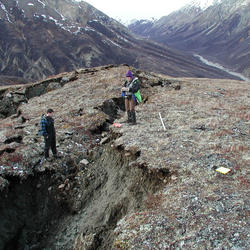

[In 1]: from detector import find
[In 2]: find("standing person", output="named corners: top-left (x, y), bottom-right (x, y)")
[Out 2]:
top-left (40, 108), bottom-right (57, 161)
top-left (121, 70), bottom-right (140, 125)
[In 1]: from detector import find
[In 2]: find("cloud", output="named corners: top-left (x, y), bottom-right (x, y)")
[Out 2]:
top-left (76, 0), bottom-right (215, 22)
top-left (80, 0), bottom-right (190, 21)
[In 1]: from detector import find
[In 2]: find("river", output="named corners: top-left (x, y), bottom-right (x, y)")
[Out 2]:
top-left (194, 54), bottom-right (249, 81)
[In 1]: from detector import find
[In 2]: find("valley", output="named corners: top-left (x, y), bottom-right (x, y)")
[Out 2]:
top-left (129, 0), bottom-right (250, 79)
top-left (194, 54), bottom-right (249, 81)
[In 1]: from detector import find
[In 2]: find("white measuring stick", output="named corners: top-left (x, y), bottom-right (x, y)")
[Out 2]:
top-left (159, 112), bottom-right (166, 131)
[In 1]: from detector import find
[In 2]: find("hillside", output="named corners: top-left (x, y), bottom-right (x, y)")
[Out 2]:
top-left (0, 0), bottom-right (242, 82)
top-left (0, 65), bottom-right (249, 249)
top-left (129, 0), bottom-right (250, 78)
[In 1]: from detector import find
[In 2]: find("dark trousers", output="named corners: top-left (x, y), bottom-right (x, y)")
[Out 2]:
top-left (44, 135), bottom-right (57, 158)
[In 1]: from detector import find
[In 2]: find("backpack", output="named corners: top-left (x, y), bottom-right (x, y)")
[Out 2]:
top-left (134, 90), bottom-right (142, 103)
top-left (132, 78), bottom-right (142, 103)
top-left (38, 114), bottom-right (46, 136)
top-left (131, 77), bottom-right (140, 93)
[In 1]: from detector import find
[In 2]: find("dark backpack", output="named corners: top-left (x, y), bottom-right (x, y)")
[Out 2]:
top-left (38, 114), bottom-right (46, 136)
top-left (130, 77), bottom-right (140, 93)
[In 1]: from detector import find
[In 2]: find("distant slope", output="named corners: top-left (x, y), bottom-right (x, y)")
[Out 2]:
top-left (0, 0), bottom-right (241, 83)
top-left (129, 0), bottom-right (250, 78)
top-left (0, 75), bottom-right (29, 86)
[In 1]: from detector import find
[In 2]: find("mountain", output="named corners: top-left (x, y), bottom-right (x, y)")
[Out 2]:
top-left (129, 0), bottom-right (250, 78)
top-left (0, 0), bottom-right (242, 82)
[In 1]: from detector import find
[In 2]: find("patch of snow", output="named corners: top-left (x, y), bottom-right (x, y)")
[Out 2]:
top-left (73, 26), bottom-right (82, 35)
top-left (241, 0), bottom-right (250, 6)
top-left (47, 16), bottom-right (66, 28)
top-left (103, 38), bottom-right (122, 49)
top-left (49, 16), bottom-right (58, 23)
top-left (194, 54), bottom-right (249, 81)
top-left (54, 9), bottom-right (66, 21)
top-left (138, 19), bottom-right (152, 25)
top-left (117, 35), bottom-right (129, 43)
top-left (37, 0), bottom-right (46, 8)
top-left (0, 3), bottom-right (7, 11)
top-left (182, 0), bottom-right (222, 11)
top-left (187, 0), bottom-right (214, 10)
top-left (121, 17), bottom-right (157, 27)
top-left (39, 13), bottom-right (81, 33)
top-left (61, 25), bottom-right (75, 33)
top-left (84, 25), bottom-right (106, 38)
top-left (84, 26), bottom-right (96, 32)
top-left (205, 23), bottom-right (219, 35)
top-left (89, 19), bottom-right (99, 23)
top-left (0, 3), bottom-right (12, 23)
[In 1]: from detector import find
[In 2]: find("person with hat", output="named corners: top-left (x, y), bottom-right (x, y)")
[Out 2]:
top-left (121, 70), bottom-right (140, 125)
top-left (40, 108), bottom-right (58, 161)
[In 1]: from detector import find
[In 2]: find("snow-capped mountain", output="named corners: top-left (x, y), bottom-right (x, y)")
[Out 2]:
top-left (0, 0), bottom-right (242, 81)
top-left (129, 0), bottom-right (250, 78)
top-left (0, 0), bottom-right (113, 34)
top-left (185, 0), bottom-right (218, 10)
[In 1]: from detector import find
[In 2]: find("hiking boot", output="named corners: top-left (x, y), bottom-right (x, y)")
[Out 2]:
top-left (127, 111), bottom-right (132, 123)
top-left (130, 111), bottom-right (136, 125)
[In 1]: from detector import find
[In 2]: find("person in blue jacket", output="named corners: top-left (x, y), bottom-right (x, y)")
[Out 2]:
top-left (40, 108), bottom-right (57, 160)
top-left (121, 70), bottom-right (140, 125)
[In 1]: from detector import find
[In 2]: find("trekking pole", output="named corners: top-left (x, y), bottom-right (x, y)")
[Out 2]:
top-left (159, 112), bottom-right (166, 131)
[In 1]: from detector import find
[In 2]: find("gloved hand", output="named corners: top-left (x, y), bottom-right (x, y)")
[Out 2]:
top-left (121, 87), bottom-right (129, 92)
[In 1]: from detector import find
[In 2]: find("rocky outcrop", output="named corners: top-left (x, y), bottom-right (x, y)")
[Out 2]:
top-left (0, 71), bottom-right (77, 118)
top-left (129, 0), bottom-right (250, 78)
top-left (0, 65), bottom-right (249, 249)
top-left (0, 0), bottom-right (243, 83)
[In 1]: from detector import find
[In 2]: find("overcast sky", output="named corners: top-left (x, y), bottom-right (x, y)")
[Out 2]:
top-left (79, 0), bottom-right (214, 22)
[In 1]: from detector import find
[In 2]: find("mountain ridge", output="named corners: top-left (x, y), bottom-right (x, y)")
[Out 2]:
top-left (129, 0), bottom-right (250, 78)
top-left (0, 0), bottom-right (242, 82)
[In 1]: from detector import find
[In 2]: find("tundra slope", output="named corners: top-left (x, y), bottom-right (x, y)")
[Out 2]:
top-left (0, 65), bottom-right (249, 249)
